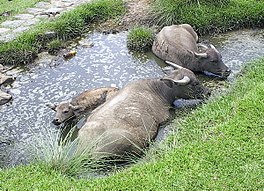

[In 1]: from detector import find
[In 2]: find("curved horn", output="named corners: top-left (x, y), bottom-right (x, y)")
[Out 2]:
top-left (165, 61), bottom-right (183, 69)
top-left (208, 44), bottom-right (219, 53)
top-left (194, 52), bottom-right (208, 58)
top-left (163, 76), bottom-right (190, 85)
top-left (197, 43), bottom-right (208, 50)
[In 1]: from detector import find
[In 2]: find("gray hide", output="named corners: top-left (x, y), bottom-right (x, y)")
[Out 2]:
top-left (152, 24), bottom-right (231, 78)
top-left (77, 66), bottom-right (210, 159)
top-left (47, 87), bottom-right (119, 125)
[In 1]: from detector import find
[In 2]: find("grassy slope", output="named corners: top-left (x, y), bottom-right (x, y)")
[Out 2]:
top-left (0, 0), bottom-right (47, 23)
top-left (151, 0), bottom-right (264, 34)
top-left (1, 58), bottom-right (263, 190)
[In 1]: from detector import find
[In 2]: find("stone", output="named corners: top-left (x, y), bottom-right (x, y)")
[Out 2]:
top-left (0, 33), bottom-right (17, 42)
top-left (5, 68), bottom-right (23, 76)
top-left (79, 39), bottom-right (94, 48)
top-left (35, 2), bottom-right (51, 9)
top-left (0, 73), bottom-right (15, 85)
top-left (1, 20), bottom-right (25, 28)
top-left (44, 8), bottom-right (64, 15)
top-left (13, 26), bottom-right (30, 33)
top-left (0, 28), bottom-right (10, 34)
top-left (0, 64), bottom-right (4, 72)
top-left (64, 3), bottom-right (74, 7)
top-left (35, 14), bottom-right (49, 19)
top-left (0, 90), bottom-right (12, 106)
top-left (13, 14), bottom-right (34, 20)
top-left (23, 18), bottom-right (39, 26)
top-left (26, 8), bottom-right (45, 15)
top-left (44, 31), bottom-right (57, 39)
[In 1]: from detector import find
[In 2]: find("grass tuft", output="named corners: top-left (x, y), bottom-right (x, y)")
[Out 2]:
top-left (127, 26), bottom-right (154, 52)
top-left (25, 126), bottom-right (105, 178)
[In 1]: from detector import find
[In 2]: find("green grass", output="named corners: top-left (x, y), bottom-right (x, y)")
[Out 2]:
top-left (1, 58), bottom-right (264, 190)
top-left (0, 0), bottom-right (47, 23)
top-left (127, 26), bottom-right (154, 52)
top-left (0, 0), bottom-right (125, 65)
top-left (151, 0), bottom-right (264, 34)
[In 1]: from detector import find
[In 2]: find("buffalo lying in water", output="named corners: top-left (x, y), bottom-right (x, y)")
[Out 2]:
top-left (76, 63), bottom-right (210, 159)
top-left (152, 24), bottom-right (231, 78)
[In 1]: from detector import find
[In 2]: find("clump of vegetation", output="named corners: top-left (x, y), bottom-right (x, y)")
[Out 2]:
top-left (127, 26), bottom-right (154, 52)
top-left (25, 127), bottom-right (101, 177)
top-left (151, 0), bottom-right (264, 34)
top-left (0, 0), bottom-right (125, 66)
top-left (46, 39), bottom-right (65, 55)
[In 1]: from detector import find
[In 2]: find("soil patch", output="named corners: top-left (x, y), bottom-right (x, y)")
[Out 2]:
top-left (96, 0), bottom-right (153, 33)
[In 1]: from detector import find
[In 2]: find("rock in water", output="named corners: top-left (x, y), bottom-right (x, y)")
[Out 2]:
top-left (0, 90), bottom-right (12, 105)
top-left (0, 73), bottom-right (15, 85)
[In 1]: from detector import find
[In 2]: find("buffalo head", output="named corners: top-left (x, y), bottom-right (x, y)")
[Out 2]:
top-left (47, 102), bottom-right (76, 125)
top-left (195, 44), bottom-right (231, 78)
top-left (164, 61), bottom-right (210, 100)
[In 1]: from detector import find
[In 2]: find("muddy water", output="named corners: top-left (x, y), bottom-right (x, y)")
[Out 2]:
top-left (1, 29), bottom-right (264, 166)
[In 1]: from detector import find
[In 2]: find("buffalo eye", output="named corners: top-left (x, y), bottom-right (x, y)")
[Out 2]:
top-left (63, 110), bottom-right (69, 114)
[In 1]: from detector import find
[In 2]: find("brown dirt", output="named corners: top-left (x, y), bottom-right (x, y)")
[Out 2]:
top-left (96, 0), bottom-right (153, 33)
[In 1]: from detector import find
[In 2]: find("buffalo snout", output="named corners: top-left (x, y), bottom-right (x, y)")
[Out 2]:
top-left (52, 118), bottom-right (62, 125)
top-left (222, 68), bottom-right (231, 79)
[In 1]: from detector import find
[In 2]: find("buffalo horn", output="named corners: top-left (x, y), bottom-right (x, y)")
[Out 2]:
top-left (209, 44), bottom-right (219, 53)
top-left (197, 43), bottom-right (208, 50)
top-left (165, 61), bottom-right (183, 69)
top-left (194, 52), bottom-right (208, 58)
top-left (163, 76), bottom-right (190, 85)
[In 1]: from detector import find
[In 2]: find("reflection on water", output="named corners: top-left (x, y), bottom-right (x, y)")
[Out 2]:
top-left (0, 29), bottom-right (264, 166)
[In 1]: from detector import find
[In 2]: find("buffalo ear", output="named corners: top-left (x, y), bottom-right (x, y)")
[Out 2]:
top-left (46, 103), bottom-right (57, 111)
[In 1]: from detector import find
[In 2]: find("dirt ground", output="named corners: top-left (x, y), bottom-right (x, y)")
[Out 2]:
top-left (97, 0), bottom-right (153, 33)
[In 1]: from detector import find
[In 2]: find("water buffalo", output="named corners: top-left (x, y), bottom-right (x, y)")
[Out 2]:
top-left (76, 63), bottom-right (210, 159)
top-left (152, 24), bottom-right (231, 78)
top-left (47, 87), bottom-right (119, 125)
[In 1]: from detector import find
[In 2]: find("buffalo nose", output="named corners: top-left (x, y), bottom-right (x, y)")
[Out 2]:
top-left (225, 69), bottom-right (231, 76)
top-left (52, 118), bottom-right (61, 125)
